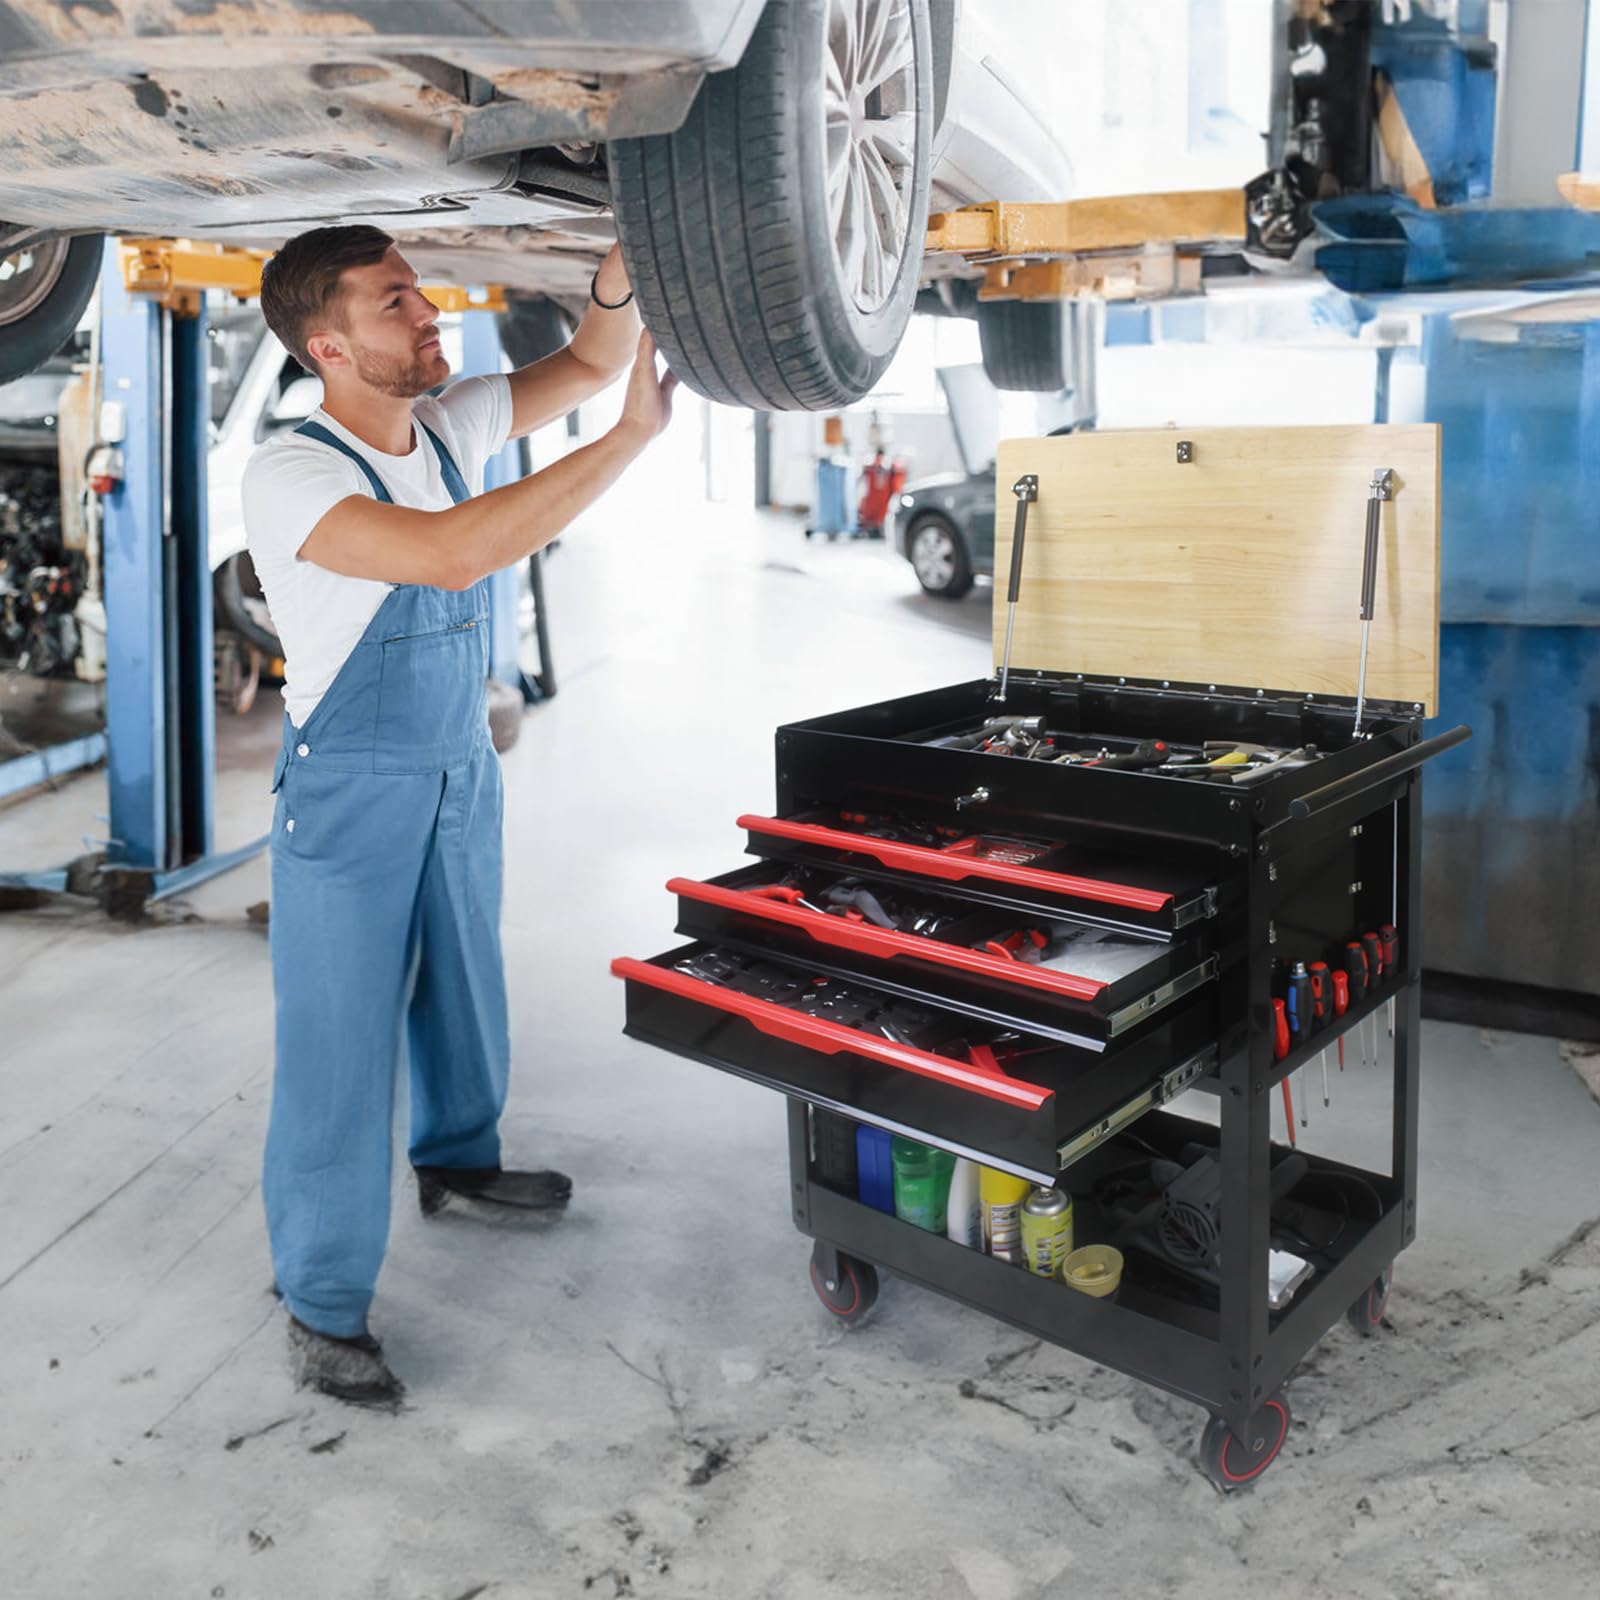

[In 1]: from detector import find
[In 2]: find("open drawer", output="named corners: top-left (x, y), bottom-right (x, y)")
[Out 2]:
top-left (611, 941), bottom-right (1217, 1185)
top-left (738, 810), bottom-right (1215, 937)
top-left (668, 861), bottom-right (1217, 1050)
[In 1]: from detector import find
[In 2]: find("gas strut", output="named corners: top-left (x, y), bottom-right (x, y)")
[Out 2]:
top-left (1353, 467), bottom-right (1393, 735)
top-left (996, 473), bottom-right (1038, 704)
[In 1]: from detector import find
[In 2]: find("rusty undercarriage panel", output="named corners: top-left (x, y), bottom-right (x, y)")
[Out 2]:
top-left (0, 0), bottom-right (764, 291)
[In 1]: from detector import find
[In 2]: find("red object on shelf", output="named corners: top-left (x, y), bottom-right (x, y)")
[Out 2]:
top-left (667, 877), bottom-right (1107, 1001)
top-left (736, 815), bottom-right (1173, 913)
top-left (610, 957), bottom-right (1053, 1110)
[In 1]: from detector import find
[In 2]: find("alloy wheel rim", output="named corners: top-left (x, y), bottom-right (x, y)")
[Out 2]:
top-left (0, 237), bottom-right (70, 326)
top-left (824, 0), bottom-right (918, 315)
top-left (912, 525), bottom-right (955, 588)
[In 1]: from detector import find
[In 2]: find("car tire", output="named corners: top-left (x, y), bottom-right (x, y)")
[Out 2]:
top-left (977, 298), bottom-right (1070, 392)
top-left (496, 295), bottom-right (573, 368)
top-left (608, 0), bottom-right (933, 411)
top-left (213, 551), bottom-right (283, 661)
top-left (0, 234), bottom-right (104, 386)
top-left (906, 513), bottom-right (973, 598)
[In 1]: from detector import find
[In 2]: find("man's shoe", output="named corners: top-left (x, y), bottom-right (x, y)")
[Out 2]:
top-left (286, 1316), bottom-right (405, 1407)
top-left (415, 1164), bottom-right (573, 1218)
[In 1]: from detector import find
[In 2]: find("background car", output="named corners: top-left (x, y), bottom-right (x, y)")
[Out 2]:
top-left (896, 361), bottom-right (1080, 596)
top-left (0, 0), bottom-right (1071, 407)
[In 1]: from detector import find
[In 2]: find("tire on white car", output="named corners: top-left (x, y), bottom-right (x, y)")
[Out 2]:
top-left (0, 234), bottom-right (104, 387)
top-left (608, 0), bottom-right (934, 411)
top-left (977, 297), bottom-right (1070, 392)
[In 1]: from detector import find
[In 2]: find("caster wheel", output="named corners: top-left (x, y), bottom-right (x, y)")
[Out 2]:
top-left (1346, 1263), bottom-right (1394, 1336)
top-left (809, 1251), bottom-right (878, 1326)
top-left (1198, 1394), bottom-right (1291, 1491)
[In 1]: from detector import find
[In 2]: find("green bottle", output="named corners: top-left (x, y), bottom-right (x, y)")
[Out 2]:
top-left (891, 1137), bottom-right (956, 1234)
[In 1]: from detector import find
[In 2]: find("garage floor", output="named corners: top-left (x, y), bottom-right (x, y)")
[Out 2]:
top-left (1, 472), bottom-right (1597, 1600)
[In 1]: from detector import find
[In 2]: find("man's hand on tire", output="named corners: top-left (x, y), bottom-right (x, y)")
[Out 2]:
top-left (613, 331), bottom-right (679, 452)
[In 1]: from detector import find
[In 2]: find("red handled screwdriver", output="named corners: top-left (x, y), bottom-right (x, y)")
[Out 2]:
top-left (1344, 941), bottom-right (1370, 1065)
top-left (1273, 997), bottom-right (1295, 1148)
top-left (1380, 923), bottom-right (1400, 1038)
top-left (1332, 968), bottom-right (1350, 1071)
top-left (1309, 959), bottom-right (1332, 1106)
top-left (1362, 931), bottom-right (1384, 1065)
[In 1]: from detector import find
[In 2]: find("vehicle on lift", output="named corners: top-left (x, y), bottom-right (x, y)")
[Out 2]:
top-left (0, 0), bottom-right (1070, 407)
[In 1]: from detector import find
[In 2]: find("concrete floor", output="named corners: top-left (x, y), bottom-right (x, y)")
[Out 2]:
top-left (1, 468), bottom-right (1598, 1600)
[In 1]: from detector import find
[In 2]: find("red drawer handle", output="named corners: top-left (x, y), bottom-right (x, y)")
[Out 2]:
top-left (611, 957), bottom-right (1053, 1111)
top-left (668, 877), bottom-right (1107, 1003)
top-left (737, 815), bottom-right (1173, 914)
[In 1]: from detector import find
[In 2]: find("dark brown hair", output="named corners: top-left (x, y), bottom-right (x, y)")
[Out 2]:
top-left (259, 224), bottom-right (395, 373)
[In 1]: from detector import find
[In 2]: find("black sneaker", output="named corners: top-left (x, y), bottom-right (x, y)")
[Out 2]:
top-left (415, 1165), bottom-right (573, 1218)
top-left (286, 1317), bottom-right (405, 1407)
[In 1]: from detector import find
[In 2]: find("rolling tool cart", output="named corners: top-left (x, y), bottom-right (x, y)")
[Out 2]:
top-left (613, 425), bottom-right (1469, 1489)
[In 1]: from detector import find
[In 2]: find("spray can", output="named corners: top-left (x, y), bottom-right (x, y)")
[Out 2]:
top-left (1019, 1187), bottom-right (1073, 1278)
top-left (978, 1166), bottom-right (1032, 1262)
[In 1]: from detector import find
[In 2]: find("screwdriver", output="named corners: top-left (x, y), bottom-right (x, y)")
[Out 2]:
top-left (1344, 941), bottom-right (1370, 1065)
top-left (1309, 960), bottom-right (1331, 1106)
top-left (1287, 960), bottom-right (1311, 1126)
top-left (1082, 740), bottom-right (1172, 770)
top-left (1380, 923), bottom-right (1400, 1038)
top-left (1273, 998), bottom-right (1295, 1148)
top-left (1332, 969), bottom-right (1350, 1071)
top-left (1362, 932), bottom-right (1384, 1066)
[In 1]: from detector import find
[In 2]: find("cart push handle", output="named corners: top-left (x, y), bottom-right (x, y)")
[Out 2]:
top-left (1281, 724), bottom-right (1472, 825)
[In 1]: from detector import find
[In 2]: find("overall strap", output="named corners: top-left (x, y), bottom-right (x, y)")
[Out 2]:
top-left (418, 421), bottom-right (471, 506)
top-left (294, 419), bottom-right (394, 504)
top-left (292, 417), bottom-right (472, 508)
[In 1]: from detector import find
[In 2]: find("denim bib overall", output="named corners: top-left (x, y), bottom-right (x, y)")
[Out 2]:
top-left (263, 418), bottom-right (509, 1338)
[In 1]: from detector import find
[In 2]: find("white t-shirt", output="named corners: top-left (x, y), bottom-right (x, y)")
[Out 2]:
top-left (242, 373), bottom-right (513, 727)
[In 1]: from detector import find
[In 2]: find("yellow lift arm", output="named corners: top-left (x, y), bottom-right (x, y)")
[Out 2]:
top-left (118, 238), bottom-right (506, 316)
top-left (925, 189), bottom-right (1247, 303)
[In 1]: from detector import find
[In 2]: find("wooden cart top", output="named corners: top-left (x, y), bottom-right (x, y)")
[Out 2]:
top-left (992, 424), bottom-right (1441, 713)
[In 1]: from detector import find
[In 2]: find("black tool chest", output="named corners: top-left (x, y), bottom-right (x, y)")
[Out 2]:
top-left (613, 425), bottom-right (1469, 1488)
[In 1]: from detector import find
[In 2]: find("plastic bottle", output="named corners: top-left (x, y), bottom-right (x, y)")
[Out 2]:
top-left (946, 1158), bottom-right (983, 1248)
top-left (856, 1125), bottom-right (895, 1213)
top-left (891, 1137), bottom-right (955, 1233)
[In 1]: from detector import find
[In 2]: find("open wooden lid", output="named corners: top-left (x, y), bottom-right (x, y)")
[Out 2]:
top-left (992, 425), bottom-right (1441, 713)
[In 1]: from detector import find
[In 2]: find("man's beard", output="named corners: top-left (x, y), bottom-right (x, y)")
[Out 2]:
top-left (353, 343), bottom-right (447, 399)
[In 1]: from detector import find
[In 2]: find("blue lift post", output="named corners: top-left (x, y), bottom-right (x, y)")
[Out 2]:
top-left (92, 241), bottom-right (264, 908)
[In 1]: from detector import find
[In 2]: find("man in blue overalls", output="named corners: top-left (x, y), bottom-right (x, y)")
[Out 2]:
top-left (243, 225), bottom-right (676, 1404)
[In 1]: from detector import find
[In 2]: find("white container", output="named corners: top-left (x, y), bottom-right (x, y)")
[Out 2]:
top-left (945, 1158), bottom-right (983, 1249)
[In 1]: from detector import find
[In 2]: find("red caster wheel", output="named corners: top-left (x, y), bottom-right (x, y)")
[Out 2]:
top-left (1198, 1394), bottom-right (1291, 1491)
top-left (1346, 1263), bottom-right (1394, 1335)
top-left (809, 1248), bottom-right (878, 1326)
